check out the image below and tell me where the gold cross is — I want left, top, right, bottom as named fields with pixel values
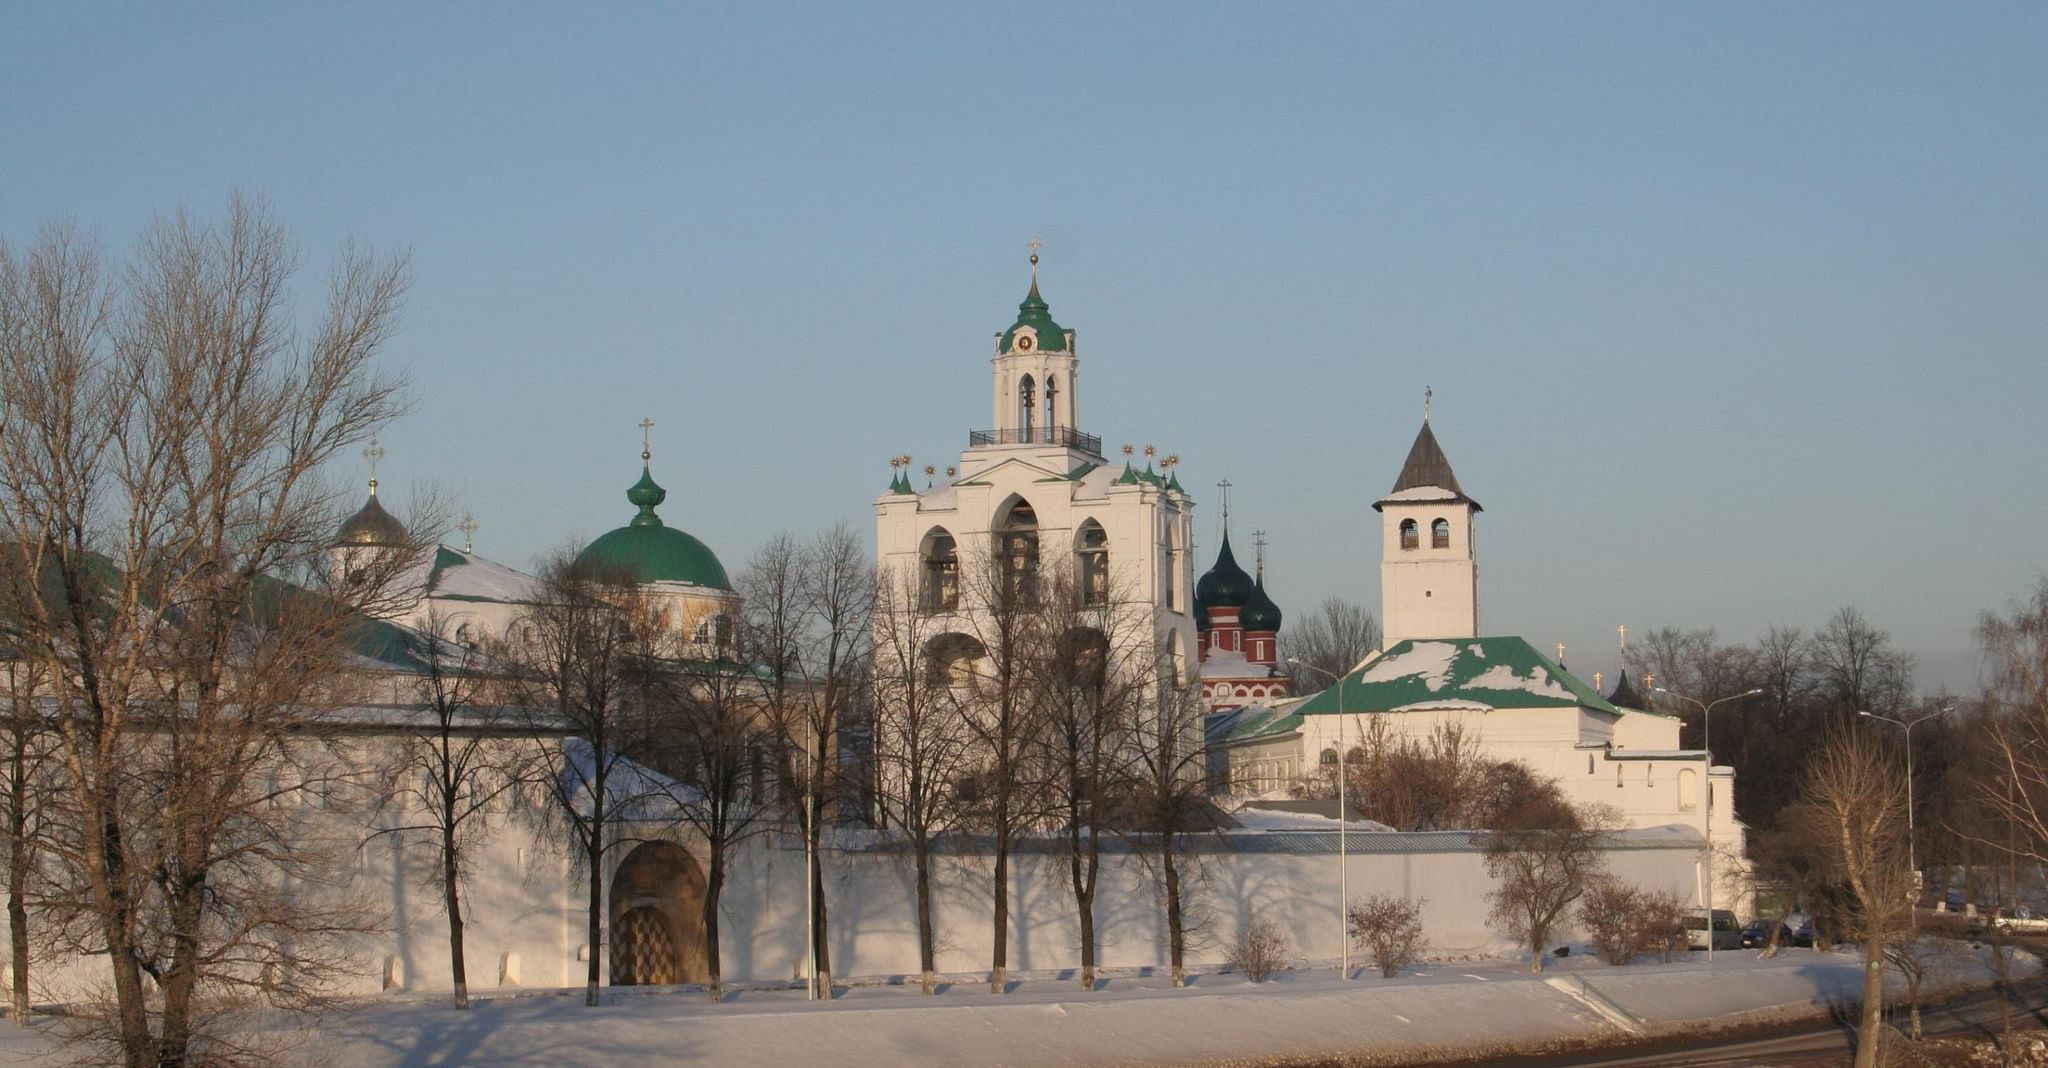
left=638, top=417, right=655, bottom=461
left=459, top=513, right=478, bottom=554
left=362, top=438, right=385, bottom=493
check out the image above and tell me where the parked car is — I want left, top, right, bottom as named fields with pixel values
left=1740, top=920, right=1783, bottom=948
left=1684, top=908, right=1743, bottom=951
left=1995, top=905, right=2048, bottom=935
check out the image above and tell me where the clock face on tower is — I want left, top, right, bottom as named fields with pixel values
left=1015, top=332, right=1035, bottom=352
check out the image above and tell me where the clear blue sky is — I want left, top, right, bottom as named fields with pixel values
left=6, top=4, right=2043, bottom=694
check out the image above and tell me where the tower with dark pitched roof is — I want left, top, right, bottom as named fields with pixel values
left=1374, top=415, right=1481, bottom=646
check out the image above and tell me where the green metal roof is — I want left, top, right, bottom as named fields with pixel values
left=1295, top=636, right=1619, bottom=717
left=576, top=466, right=732, bottom=590
left=999, top=280, right=1069, bottom=355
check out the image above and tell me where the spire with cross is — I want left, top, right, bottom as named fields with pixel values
left=459, top=513, right=478, bottom=554
left=639, top=417, right=655, bottom=463
left=1029, top=237, right=1040, bottom=284
left=363, top=438, right=386, bottom=496
left=1424, top=385, right=1433, bottom=422
left=1251, top=530, right=1267, bottom=581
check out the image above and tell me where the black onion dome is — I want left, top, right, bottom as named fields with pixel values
left=1195, top=531, right=1255, bottom=609
left=335, top=492, right=408, bottom=547
left=1240, top=576, right=1283, bottom=633
left=1194, top=594, right=1210, bottom=631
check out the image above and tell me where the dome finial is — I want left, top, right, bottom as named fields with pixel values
left=638, top=416, right=655, bottom=463
left=1028, top=236, right=1041, bottom=293
left=362, top=437, right=386, bottom=497
left=1423, top=384, right=1433, bottom=423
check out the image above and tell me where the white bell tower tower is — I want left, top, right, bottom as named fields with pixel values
left=989, top=240, right=1080, bottom=441
left=1375, top=399, right=1480, bottom=647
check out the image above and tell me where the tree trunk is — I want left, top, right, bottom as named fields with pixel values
left=1162, top=830, right=1185, bottom=988
left=443, top=816, right=469, bottom=1010
left=157, top=869, right=209, bottom=1068
left=1069, top=824, right=1096, bottom=992
left=915, top=842, right=936, bottom=994
left=809, top=832, right=831, bottom=997
left=704, top=848, right=725, bottom=1002
left=1854, top=936, right=1884, bottom=1068
left=584, top=833, right=603, bottom=1007
left=7, top=759, right=29, bottom=1026
left=991, top=805, right=1009, bottom=994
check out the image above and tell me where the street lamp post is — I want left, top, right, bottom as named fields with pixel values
left=1655, top=686, right=1762, bottom=962
left=1290, top=658, right=1350, bottom=980
left=1859, top=704, right=1951, bottom=899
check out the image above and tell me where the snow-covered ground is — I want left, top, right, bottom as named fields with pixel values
left=1, top=945, right=2027, bottom=1067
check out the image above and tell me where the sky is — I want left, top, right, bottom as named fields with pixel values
left=4, top=4, right=2043, bottom=695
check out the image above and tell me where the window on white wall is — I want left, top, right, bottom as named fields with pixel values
left=1678, top=768, right=1700, bottom=811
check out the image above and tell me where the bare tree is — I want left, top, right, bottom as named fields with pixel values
left=0, top=201, right=411, bottom=1067
left=1280, top=597, right=1379, bottom=691
left=1482, top=797, right=1615, bottom=972
left=0, top=639, right=57, bottom=1025
left=1809, top=607, right=1913, bottom=724
left=947, top=536, right=1052, bottom=993
left=651, top=621, right=774, bottom=1003
left=1805, top=729, right=1912, bottom=1068
left=501, top=551, right=656, bottom=1008
left=1120, top=672, right=1218, bottom=988
left=869, top=564, right=970, bottom=994
left=1033, top=569, right=1145, bottom=992
left=375, top=612, right=515, bottom=1010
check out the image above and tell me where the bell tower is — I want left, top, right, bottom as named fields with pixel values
left=989, top=241, right=1081, bottom=442
left=1375, top=401, right=1480, bottom=647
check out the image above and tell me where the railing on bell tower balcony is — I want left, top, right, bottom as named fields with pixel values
left=967, top=427, right=1103, bottom=454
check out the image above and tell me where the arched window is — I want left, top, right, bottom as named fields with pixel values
left=1076, top=520, right=1109, bottom=606
left=1044, top=375, right=1060, bottom=434
left=1678, top=768, right=1700, bottom=811
left=928, top=633, right=986, bottom=688
left=1431, top=517, right=1451, bottom=549
left=1399, top=518, right=1419, bottom=550
left=999, top=500, right=1040, bottom=604
left=1055, top=627, right=1110, bottom=692
left=1018, top=375, right=1036, bottom=437
left=921, top=529, right=959, bottom=611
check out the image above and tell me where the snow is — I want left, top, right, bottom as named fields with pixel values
left=2, top=946, right=2019, bottom=1067
left=1358, top=640, right=1460, bottom=691
left=1468, top=662, right=1575, bottom=700
left=560, top=737, right=702, bottom=820
left=1227, top=806, right=1395, bottom=833
left=1390, top=698, right=1493, bottom=712
left=430, top=549, right=542, bottom=603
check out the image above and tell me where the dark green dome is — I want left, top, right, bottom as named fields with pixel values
left=576, top=466, right=731, bottom=590
left=335, top=490, right=407, bottom=547
left=1194, top=595, right=1210, bottom=631
left=1195, top=531, right=1254, bottom=609
left=1240, top=576, right=1283, bottom=633
left=999, top=280, right=1069, bottom=355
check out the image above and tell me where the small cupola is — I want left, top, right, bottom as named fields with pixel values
left=334, top=440, right=407, bottom=547
left=999, top=250, right=1069, bottom=355
left=1240, top=576, right=1283, bottom=633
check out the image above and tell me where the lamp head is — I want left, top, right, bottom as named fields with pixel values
left=1857, top=709, right=1875, bottom=718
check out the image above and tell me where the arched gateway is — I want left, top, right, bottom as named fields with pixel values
left=609, top=841, right=709, bottom=986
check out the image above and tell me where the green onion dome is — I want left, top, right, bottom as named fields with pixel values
left=335, top=490, right=408, bottom=547
left=1195, top=531, right=1254, bottom=609
left=999, top=279, right=1069, bottom=355
left=1194, top=593, right=1210, bottom=631
left=1239, top=576, right=1283, bottom=633
left=575, top=466, right=732, bottom=590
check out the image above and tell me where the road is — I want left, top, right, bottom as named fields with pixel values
left=1474, top=975, right=2048, bottom=1067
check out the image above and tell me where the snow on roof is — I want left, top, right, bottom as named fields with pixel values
left=421, top=546, right=541, bottom=604
left=1227, top=804, right=1394, bottom=833
left=1297, top=636, right=1619, bottom=717
left=561, top=737, right=703, bottom=821
left=1199, top=648, right=1280, bottom=680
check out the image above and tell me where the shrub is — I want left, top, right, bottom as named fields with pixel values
left=1636, top=889, right=1688, bottom=963
left=1579, top=880, right=1689, bottom=965
left=1579, top=880, right=1645, bottom=965
left=1229, top=917, right=1289, bottom=983
left=1347, top=893, right=1428, bottom=978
